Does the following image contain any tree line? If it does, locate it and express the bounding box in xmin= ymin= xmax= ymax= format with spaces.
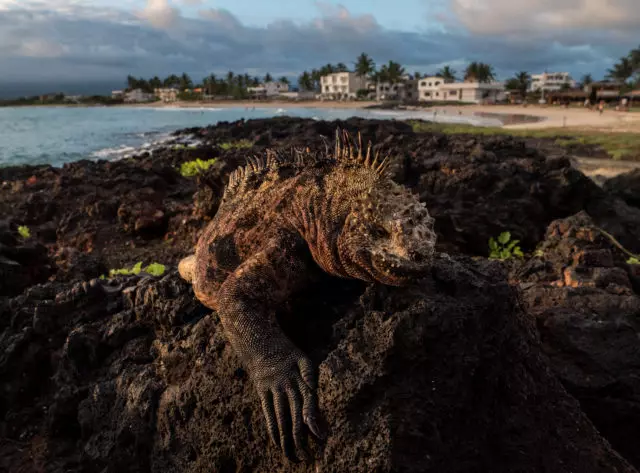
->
xmin=296 ymin=54 xmax=498 ymax=92
xmin=126 ymin=45 xmax=640 ymax=99
xmin=126 ymin=72 xmax=291 ymax=98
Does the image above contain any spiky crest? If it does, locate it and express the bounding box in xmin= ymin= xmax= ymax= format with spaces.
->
xmin=222 ymin=128 xmax=392 ymax=201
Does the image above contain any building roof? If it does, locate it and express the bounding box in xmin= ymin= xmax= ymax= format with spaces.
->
xmin=440 ymin=82 xmax=504 ymax=90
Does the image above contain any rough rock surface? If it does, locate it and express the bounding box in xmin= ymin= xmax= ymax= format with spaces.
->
xmin=513 ymin=211 xmax=640 ymax=467
xmin=2 ymin=117 xmax=640 ymax=471
xmin=0 ymin=220 xmax=53 ymax=297
xmin=603 ymin=169 xmax=640 ymax=208
xmin=1 ymin=255 xmax=636 ymax=473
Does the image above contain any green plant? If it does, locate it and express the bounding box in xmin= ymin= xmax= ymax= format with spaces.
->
xmin=627 ymin=257 xmax=640 ymax=265
xmin=103 ymin=261 xmax=166 ymax=279
xmin=219 ymin=139 xmax=253 ymax=151
xmin=144 ymin=262 xmax=166 ymax=276
xmin=179 ymin=158 xmax=217 ymax=177
xmin=17 ymin=225 xmax=31 ymax=239
xmin=489 ymin=231 xmax=524 ymax=260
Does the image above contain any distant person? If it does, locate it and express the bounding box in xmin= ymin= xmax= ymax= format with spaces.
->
xmin=598 ymin=100 xmax=605 ymax=115
xmin=621 ymin=97 xmax=628 ymax=111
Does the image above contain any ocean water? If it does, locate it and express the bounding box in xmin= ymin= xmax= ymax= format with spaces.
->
xmin=0 ymin=106 xmax=506 ymax=168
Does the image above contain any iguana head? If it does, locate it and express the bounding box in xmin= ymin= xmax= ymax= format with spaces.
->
xmin=339 ymin=179 xmax=437 ymax=286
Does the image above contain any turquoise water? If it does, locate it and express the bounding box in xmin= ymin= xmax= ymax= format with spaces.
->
xmin=0 ymin=106 xmax=505 ymax=168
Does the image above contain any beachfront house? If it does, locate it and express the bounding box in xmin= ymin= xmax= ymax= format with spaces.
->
xmin=111 ymin=90 xmax=124 ymax=99
xmin=247 ymin=81 xmax=289 ymax=99
xmin=439 ymin=82 xmax=506 ymax=104
xmin=155 ymin=87 xmax=179 ymax=102
xmin=371 ymin=75 xmax=419 ymax=102
xmin=529 ymin=72 xmax=577 ymax=92
xmin=320 ymin=72 xmax=368 ymax=100
xmin=417 ymin=76 xmax=450 ymax=102
xmin=124 ymin=89 xmax=155 ymax=103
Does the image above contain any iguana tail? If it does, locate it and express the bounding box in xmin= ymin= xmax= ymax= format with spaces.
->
xmin=178 ymin=255 xmax=196 ymax=283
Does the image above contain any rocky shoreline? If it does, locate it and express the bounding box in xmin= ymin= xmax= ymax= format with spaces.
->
xmin=1 ymin=117 xmax=640 ymax=472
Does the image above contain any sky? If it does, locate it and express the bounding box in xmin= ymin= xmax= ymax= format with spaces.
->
xmin=0 ymin=0 xmax=638 ymax=96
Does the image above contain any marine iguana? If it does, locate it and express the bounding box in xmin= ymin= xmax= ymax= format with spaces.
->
xmin=178 ymin=129 xmax=437 ymax=461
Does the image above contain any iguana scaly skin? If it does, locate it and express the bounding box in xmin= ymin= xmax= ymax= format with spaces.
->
xmin=178 ymin=129 xmax=437 ymax=461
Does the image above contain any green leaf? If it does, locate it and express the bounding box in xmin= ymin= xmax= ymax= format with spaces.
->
xmin=489 ymin=238 xmax=498 ymax=251
xmin=131 ymin=262 xmax=143 ymax=275
xmin=513 ymin=248 xmax=524 ymax=258
xmin=627 ymin=256 xmax=640 ymax=265
xmin=17 ymin=225 xmax=31 ymax=239
xmin=144 ymin=263 xmax=166 ymax=276
xmin=498 ymin=232 xmax=511 ymax=245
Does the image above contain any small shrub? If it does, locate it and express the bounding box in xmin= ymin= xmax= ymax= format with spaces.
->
xmin=17 ymin=225 xmax=31 ymax=239
xmin=489 ymin=231 xmax=524 ymax=260
xmin=219 ymin=140 xmax=253 ymax=151
xmin=179 ymin=158 xmax=217 ymax=177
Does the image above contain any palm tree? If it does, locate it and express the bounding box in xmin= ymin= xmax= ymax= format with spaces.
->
xmin=278 ymin=76 xmax=290 ymax=85
xmin=264 ymin=72 xmax=273 ymax=83
xmin=335 ymin=62 xmax=348 ymax=72
xmin=298 ymin=71 xmax=314 ymax=91
xmin=437 ymin=66 xmax=457 ymax=83
xmin=505 ymin=71 xmax=530 ymax=102
xmin=464 ymin=62 xmax=495 ymax=83
xmin=311 ymin=69 xmax=322 ymax=91
xmin=413 ymin=71 xmax=422 ymax=80
xmin=179 ymin=73 xmax=193 ymax=91
xmin=628 ymin=46 xmax=640 ymax=72
xmin=386 ymin=61 xmax=405 ymax=83
xmin=226 ymin=71 xmax=235 ymax=85
xmin=607 ymin=57 xmax=634 ymax=83
xmin=354 ymin=53 xmax=376 ymax=79
xmin=581 ymin=74 xmax=593 ymax=88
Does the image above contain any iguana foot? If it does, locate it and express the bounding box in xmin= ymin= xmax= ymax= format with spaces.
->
xmin=253 ymin=351 xmax=325 ymax=462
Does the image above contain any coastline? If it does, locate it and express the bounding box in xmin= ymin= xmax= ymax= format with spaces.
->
xmin=125 ymin=100 xmax=640 ymax=132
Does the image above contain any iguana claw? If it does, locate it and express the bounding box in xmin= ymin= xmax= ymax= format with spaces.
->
xmin=255 ymin=353 xmax=324 ymax=462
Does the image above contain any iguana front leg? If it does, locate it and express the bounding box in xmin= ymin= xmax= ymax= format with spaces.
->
xmin=213 ymin=233 xmax=325 ymax=460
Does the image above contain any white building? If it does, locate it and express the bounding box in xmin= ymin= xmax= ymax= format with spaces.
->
xmin=247 ymin=81 xmax=289 ymax=98
xmin=320 ymin=72 xmax=368 ymax=100
xmin=439 ymin=82 xmax=506 ymax=103
xmin=417 ymin=76 xmax=450 ymax=102
xmin=124 ymin=89 xmax=155 ymax=103
xmin=373 ymin=78 xmax=419 ymax=101
xmin=529 ymin=72 xmax=576 ymax=92
xmin=154 ymin=87 xmax=179 ymax=102
xmin=111 ymin=90 xmax=124 ymax=99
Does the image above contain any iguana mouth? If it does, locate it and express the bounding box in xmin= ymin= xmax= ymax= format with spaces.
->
xmin=370 ymin=251 xmax=430 ymax=283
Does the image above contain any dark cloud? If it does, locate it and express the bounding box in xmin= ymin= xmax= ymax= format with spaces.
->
xmin=0 ymin=0 xmax=636 ymax=94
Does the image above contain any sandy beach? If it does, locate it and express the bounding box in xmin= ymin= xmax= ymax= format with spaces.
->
xmin=129 ymin=99 xmax=640 ymax=132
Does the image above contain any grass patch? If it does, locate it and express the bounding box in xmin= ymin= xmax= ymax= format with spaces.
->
xmin=17 ymin=225 xmax=31 ymax=239
xmin=179 ymin=158 xmax=217 ymax=177
xmin=172 ymin=144 xmax=198 ymax=150
xmin=409 ymin=120 xmax=640 ymax=161
xmin=101 ymin=261 xmax=166 ymax=279
xmin=219 ymin=139 xmax=253 ymax=151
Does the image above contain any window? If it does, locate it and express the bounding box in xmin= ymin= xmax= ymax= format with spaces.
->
xmin=435 ymin=81 xmax=440 ymax=86
xmin=424 ymin=92 xmax=431 ymax=97
xmin=449 ymin=90 xmax=457 ymax=96
xmin=436 ymin=92 xmax=439 ymax=96
xmin=420 ymin=81 xmax=426 ymax=87
xmin=428 ymin=82 xmax=432 ymax=86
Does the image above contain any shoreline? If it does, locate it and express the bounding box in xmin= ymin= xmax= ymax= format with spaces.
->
xmin=4 ymin=99 xmax=640 ymax=133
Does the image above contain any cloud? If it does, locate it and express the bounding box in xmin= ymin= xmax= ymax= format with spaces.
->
xmin=449 ymin=0 xmax=640 ymax=37
xmin=0 ymin=0 xmax=636 ymax=93
xmin=138 ymin=0 xmax=180 ymax=29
